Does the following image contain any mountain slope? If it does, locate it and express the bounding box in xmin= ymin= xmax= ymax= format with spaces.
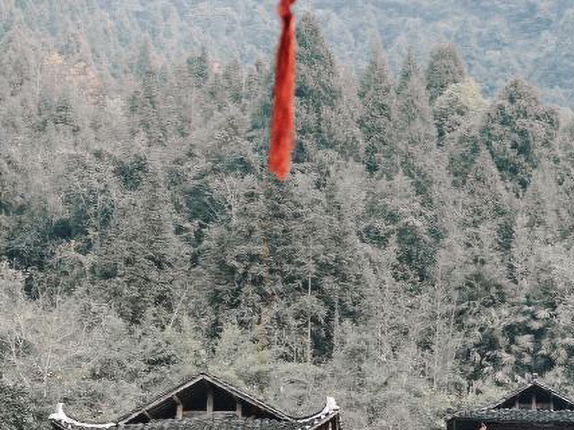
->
xmin=1 ymin=0 xmax=573 ymax=105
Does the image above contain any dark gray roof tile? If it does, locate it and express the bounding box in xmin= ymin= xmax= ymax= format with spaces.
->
xmin=452 ymin=408 xmax=574 ymax=423
xmin=123 ymin=417 xmax=303 ymax=429
xmin=51 ymin=417 xmax=318 ymax=430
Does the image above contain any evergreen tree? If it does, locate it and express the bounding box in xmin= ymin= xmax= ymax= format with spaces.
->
xmin=3 ymin=8 xmax=574 ymax=429
xmin=358 ymin=43 xmax=396 ymax=176
xmin=187 ymin=48 xmax=210 ymax=88
xmin=433 ymin=79 xmax=486 ymax=146
xmin=129 ymin=43 xmax=168 ymax=146
xmin=396 ymin=48 xmax=436 ymax=148
xmin=295 ymin=13 xmax=343 ymax=162
xmin=89 ymin=154 xmax=187 ymax=324
xmin=394 ymin=49 xmax=437 ymax=204
xmin=426 ymin=43 xmax=466 ymax=104
xmin=481 ymin=79 xmax=559 ymax=194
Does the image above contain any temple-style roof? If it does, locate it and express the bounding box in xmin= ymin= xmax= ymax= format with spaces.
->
xmin=481 ymin=381 xmax=574 ymax=411
xmin=50 ymin=407 xmax=339 ymax=430
xmin=447 ymin=380 xmax=574 ymax=430
xmin=49 ymin=373 xmax=340 ymax=430
xmin=50 ymin=417 xmax=304 ymax=430
xmin=117 ymin=373 xmax=293 ymax=424
xmin=450 ymin=408 xmax=574 ymax=424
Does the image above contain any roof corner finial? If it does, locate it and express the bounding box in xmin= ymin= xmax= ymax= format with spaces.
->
xmin=324 ymin=397 xmax=339 ymax=413
xmin=48 ymin=403 xmax=67 ymax=421
xmin=48 ymin=402 xmax=116 ymax=428
xmin=532 ymin=372 xmax=539 ymax=381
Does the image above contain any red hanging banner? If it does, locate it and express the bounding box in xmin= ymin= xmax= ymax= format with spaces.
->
xmin=269 ymin=0 xmax=297 ymax=180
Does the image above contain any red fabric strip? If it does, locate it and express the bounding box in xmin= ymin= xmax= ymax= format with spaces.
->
xmin=269 ymin=0 xmax=296 ymax=180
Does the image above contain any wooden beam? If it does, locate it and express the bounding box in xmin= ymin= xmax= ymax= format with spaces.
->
xmin=143 ymin=410 xmax=153 ymax=421
xmin=532 ymin=390 xmax=537 ymax=410
xmin=118 ymin=374 xmax=205 ymax=425
xmin=173 ymin=395 xmax=183 ymax=420
xmin=236 ymin=399 xmax=243 ymax=417
xmin=207 ymin=383 xmax=214 ymax=416
xmin=551 ymin=393 xmax=554 ymax=411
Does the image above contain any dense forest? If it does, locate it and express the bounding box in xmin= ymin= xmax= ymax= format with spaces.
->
xmin=3 ymin=1 xmax=574 ymax=430
xmin=2 ymin=0 xmax=574 ymax=105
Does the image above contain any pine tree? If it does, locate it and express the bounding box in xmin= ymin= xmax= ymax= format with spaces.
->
xmin=294 ymin=14 xmax=347 ymax=163
xmin=395 ymin=48 xmax=441 ymax=213
xmin=433 ymin=79 xmax=486 ymax=146
xmin=296 ymin=14 xmax=340 ymax=113
xmin=187 ymin=47 xmax=210 ymax=88
xmin=396 ymin=48 xmax=435 ymax=148
xmin=89 ymin=156 xmax=187 ymax=325
xmin=129 ymin=43 xmax=168 ymax=146
xmin=358 ymin=43 xmax=396 ymax=176
xmin=481 ymin=79 xmax=559 ymax=194
xmin=426 ymin=43 xmax=466 ymax=104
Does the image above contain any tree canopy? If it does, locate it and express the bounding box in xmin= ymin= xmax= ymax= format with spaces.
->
xmin=1 ymin=6 xmax=574 ymax=430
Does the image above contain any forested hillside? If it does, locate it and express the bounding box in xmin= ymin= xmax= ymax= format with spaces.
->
xmin=2 ymin=0 xmax=574 ymax=105
xmin=3 ymin=3 xmax=574 ymax=430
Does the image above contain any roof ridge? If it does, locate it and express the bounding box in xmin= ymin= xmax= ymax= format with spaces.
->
xmin=477 ymin=381 xmax=574 ymax=411
xmin=116 ymin=372 xmax=293 ymax=424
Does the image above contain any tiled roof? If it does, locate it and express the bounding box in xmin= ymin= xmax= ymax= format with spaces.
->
xmin=51 ymin=417 xmax=303 ymax=430
xmin=118 ymin=374 xmax=293 ymax=424
xmin=48 ymin=372 xmax=341 ymax=430
xmin=482 ymin=381 xmax=574 ymax=410
xmin=451 ymin=408 xmax=574 ymax=424
xmin=50 ymin=413 xmax=339 ymax=430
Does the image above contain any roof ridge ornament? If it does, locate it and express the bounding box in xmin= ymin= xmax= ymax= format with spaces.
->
xmin=323 ymin=397 xmax=340 ymax=414
xmin=49 ymin=403 xmax=116 ymax=429
xmin=297 ymin=397 xmax=340 ymax=423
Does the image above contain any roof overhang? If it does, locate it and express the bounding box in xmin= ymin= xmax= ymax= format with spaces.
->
xmin=118 ymin=373 xmax=292 ymax=424
xmin=483 ymin=382 xmax=574 ymax=411
xmin=48 ymin=373 xmax=341 ymax=430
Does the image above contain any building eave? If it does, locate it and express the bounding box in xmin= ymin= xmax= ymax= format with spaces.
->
xmin=117 ymin=373 xmax=293 ymax=424
xmin=48 ymin=373 xmax=341 ymax=430
xmin=481 ymin=381 xmax=574 ymax=411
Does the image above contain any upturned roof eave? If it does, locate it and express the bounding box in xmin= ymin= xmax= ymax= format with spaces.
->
xmin=49 ymin=411 xmax=341 ymax=430
xmin=49 ymin=372 xmax=340 ymax=429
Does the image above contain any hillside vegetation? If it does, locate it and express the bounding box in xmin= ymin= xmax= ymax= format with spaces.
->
xmin=2 ymin=0 xmax=574 ymax=104
xmin=2 ymin=3 xmax=574 ymax=430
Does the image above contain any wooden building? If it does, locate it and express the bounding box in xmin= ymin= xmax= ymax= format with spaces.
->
xmin=447 ymin=380 xmax=574 ymax=430
xmin=48 ymin=373 xmax=341 ymax=430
